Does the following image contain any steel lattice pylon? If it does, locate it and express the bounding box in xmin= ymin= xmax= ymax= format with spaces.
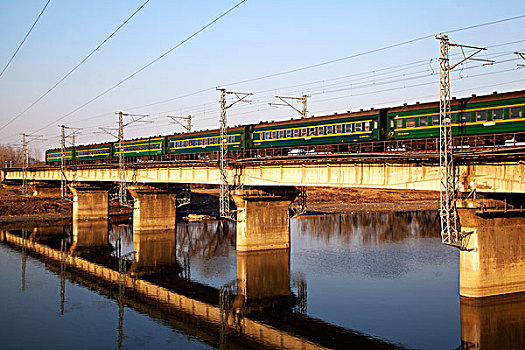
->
xmin=217 ymin=88 xmax=252 ymax=220
xmin=437 ymin=35 xmax=460 ymax=246
xmin=218 ymin=89 xmax=230 ymax=219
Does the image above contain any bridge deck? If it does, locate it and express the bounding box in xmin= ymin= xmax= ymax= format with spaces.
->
xmin=2 ymin=149 xmax=524 ymax=193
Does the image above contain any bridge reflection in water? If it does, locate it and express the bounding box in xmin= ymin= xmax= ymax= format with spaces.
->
xmin=1 ymin=211 xmax=523 ymax=349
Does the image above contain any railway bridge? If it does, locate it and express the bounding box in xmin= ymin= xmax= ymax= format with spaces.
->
xmin=1 ymin=148 xmax=525 ymax=298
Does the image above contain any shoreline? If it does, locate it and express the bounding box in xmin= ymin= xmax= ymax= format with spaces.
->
xmin=0 ymin=187 xmax=440 ymax=223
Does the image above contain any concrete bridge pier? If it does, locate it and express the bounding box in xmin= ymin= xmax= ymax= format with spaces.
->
xmin=68 ymin=184 xmax=109 ymax=220
xmin=31 ymin=181 xmax=61 ymax=197
xmin=457 ymin=200 xmax=525 ymax=298
xmin=127 ymin=185 xmax=181 ymax=232
xmin=231 ymin=186 xmax=298 ymax=252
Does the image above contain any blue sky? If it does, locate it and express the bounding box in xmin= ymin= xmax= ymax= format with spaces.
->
xmin=1 ymin=0 xmax=525 ymax=152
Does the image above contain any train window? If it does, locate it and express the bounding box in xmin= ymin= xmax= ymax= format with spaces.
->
xmin=263 ymin=132 xmax=269 ymax=140
xmin=197 ymin=139 xmax=202 ymax=146
xmin=318 ymin=126 xmax=325 ymax=135
xmin=279 ymin=130 xmax=285 ymax=139
xmin=293 ymin=129 xmax=300 ymax=137
xmin=308 ymin=127 xmax=316 ymax=136
xmin=364 ymin=122 xmax=370 ymax=131
xmin=258 ymin=133 xmax=264 ymax=141
xmin=374 ymin=120 xmax=378 ymax=129
xmin=355 ymin=123 xmax=362 ymax=132
xmin=271 ymin=131 xmax=277 ymax=139
xmin=326 ymin=125 xmax=334 ymax=134
xmin=335 ymin=124 xmax=343 ymax=134
xmin=493 ymin=108 xmax=504 ymax=120
xmin=432 ymin=116 xmax=440 ymax=126
xmin=203 ymin=139 xmax=208 ymax=145
xmin=406 ymin=118 xmax=415 ymax=128
xmin=396 ymin=119 xmax=403 ymax=129
xmin=345 ymin=123 xmax=353 ymax=133
xmin=510 ymin=106 xmax=522 ymax=119
xmin=390 ymin=118 xmax=395 ymax=128
xmin=476 ymin=110 xmax=487 ymax=122
xmin=301 ymin=128 xmax=307 ymax=136
xmin=286 ymin=129 xmax=292 ymax=138
xmin=420 ymin=117 xmax=428 ymax=127
xmin=461 ymin=112 xmax=470 ymax=123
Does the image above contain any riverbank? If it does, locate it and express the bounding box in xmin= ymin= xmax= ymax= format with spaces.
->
xmin=0 ymin=185 xmax=439 ymax=222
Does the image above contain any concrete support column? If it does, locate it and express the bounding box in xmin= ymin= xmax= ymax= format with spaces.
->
xmin=127 ymin=185 xmax=181 ymax=232
xmin=458 ymin=206 xmax=525 ymax=298
xmin=232 ymin=187 xmax=298 ymax=252
xmin=68 ymin=184 xmax=108 ymax=220
xmin=31 ymin=182 xmax=61 ymax=197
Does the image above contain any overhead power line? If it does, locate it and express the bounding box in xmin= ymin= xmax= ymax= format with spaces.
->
xmin=31 ymin=0 xmax=247 ymax=135
xmin=0 ymin=0 xmax=52 ymax=79
xmin=122 ymin=16 xmax=525 ymax=113
xmin=0 ymin=0 xmax=151 ymax=132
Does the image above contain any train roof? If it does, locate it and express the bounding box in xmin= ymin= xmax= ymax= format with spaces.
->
xmin=253 ymin=108 xmax=382 ymax=129
xmin=388 ymin=89 xmax=525 ymax=114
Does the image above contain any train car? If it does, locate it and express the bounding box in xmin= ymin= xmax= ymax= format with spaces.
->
xmin=75 ymin=142 xmax=113 ymax=162
xmin=389 ymin=90 xmax=525 ymax=141
xmin=45 ymin=147 xmax=74 ymax=164
xmin=113 ymin=136 xmax=166 ymax=160
xmin=166 ymin=126 xmax=249 ymax=157
xmin=250 ymin=109 xmax=387 ymax=150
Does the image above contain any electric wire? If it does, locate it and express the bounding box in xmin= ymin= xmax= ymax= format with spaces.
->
xmin=0 ymin=0 xmax=52 ymax=79
xmin=8 ymin=13 xmax=525 ymax=144
xmin=30 ymin=0 xmax=247 ymax=135
xmin=0 ymin=0 xmax=151 ymax=132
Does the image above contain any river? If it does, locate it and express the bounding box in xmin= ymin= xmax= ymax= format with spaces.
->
xmin=1 ymin=211 xmax=523 ymax=349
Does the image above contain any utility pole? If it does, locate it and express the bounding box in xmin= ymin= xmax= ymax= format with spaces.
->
xmin=436 ymin=34 xmax=492 ymax=249
xmin=167 ymin=115 xmax=192 ymax=132
xmin=515 ymin=52 xmax=525 ymax=67
xmin=99 ymin=112 xmax=150 ymax=206
xmin=59 ymin=125 xmax=82 ymax=199
xmin=217 ymin=88 xmax=252 ymax=219
xmin=20 ymin=133 xmax=46 ymax=195
xmin=269 ymin=94 xmax=309 ymax=118
xmin=22 ymin=133 xmax=28 ymax=195
xmin=269 ymin=94 xmax=310 ymax=214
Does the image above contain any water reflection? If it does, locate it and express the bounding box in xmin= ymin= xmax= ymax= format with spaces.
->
xmin=460 ymin=293 xmax=525 ymax=349
xmin=7 ymin=211 xmax=524 ymax=348
xmin=70 ymin=219 xmax=109 ymax=252
xmin=295 ymin=211 xmax=440 ymax=245
xmin=129 ymin=230 xmax=180 ymax=276
xmin=233 ymin=249 xmax=296 ymax=314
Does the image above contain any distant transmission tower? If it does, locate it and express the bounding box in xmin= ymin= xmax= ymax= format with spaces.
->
xmin=20 ymin=133 xmax=46 ymax=195
xmin=99 ymin=112 xmax=150 ymax=206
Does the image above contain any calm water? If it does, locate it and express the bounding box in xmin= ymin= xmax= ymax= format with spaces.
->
xmin=1 ymin=211 xmax=523 ymax=349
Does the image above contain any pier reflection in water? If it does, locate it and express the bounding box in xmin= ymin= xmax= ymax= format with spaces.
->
xmin=1 ymin=211 xmax=524 ymax=349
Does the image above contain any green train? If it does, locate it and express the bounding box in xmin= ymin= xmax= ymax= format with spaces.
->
xmin=46 ymin=89 xmax=525 ymax=164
